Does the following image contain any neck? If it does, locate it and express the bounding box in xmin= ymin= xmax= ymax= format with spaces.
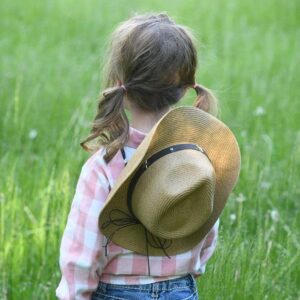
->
xmin=129 ymin=106 xmax=172 ymax=134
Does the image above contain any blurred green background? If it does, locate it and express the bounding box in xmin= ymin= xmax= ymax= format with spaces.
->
xmin=0 ymin=0 xmax=299 ymax=299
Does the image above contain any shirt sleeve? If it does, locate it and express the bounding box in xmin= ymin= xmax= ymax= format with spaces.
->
xmin=56 ymin=150 xmax=110 ymax=300
xmin=198 ymin=218 xmax=220 ymax=275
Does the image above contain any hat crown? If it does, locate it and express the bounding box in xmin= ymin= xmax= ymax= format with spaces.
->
xmin=131 ymin=147 xmax=216 ymax=239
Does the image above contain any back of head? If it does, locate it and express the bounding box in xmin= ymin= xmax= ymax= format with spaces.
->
xmin=104 ymin=13 xmax=197 ymax=110
xmin=81 ymin=12 xmax=218 ymax=163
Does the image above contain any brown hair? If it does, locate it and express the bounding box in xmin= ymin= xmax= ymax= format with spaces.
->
xmin=81 ymin=12 xmax=218 ymax=163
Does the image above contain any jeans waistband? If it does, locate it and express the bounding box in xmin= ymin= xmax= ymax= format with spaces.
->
xmin=98 ymin=274 xmax=196 ymax=292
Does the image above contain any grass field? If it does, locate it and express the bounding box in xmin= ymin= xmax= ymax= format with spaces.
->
xmin=1 ymin=0 xmax=299 ymax=299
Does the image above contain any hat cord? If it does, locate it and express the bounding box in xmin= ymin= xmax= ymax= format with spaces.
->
xmin=101 ymin=208 xmax=172 ymax=276
xmin=102 ymin=208 xmax=140 ymax=256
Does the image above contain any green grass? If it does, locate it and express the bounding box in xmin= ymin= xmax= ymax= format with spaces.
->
xmin=1 ymin=0 xmax=299 ymax=299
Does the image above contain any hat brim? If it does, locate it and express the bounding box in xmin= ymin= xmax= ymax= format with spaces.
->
xmin=99 ymin=106 xmax=241 ymax=256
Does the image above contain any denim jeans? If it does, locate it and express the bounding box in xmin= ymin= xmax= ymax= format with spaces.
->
xmin=91 ymin=274 xmax=199 ymax=300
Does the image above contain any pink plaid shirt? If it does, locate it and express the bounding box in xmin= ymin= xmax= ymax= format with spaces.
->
xmin=56 ymin=126 xmax=219 ymax=300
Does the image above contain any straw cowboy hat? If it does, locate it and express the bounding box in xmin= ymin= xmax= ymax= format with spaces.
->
xmin=99 ymin=105 xmax=241 ymax=256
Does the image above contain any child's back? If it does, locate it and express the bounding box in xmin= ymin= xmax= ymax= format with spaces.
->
xmin=56 ymin=12 xmax=240 ymax=300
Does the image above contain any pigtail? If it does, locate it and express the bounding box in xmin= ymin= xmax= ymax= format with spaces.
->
xmin=192 ymin=83 xmax=219 ymax=118
xmin=80 ymin=85 xmax=129 ymax=164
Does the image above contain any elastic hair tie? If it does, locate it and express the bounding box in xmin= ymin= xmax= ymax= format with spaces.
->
xmin=117 ymin=80 xmax=127 ymax=93
xmin=120 ymin=84 xmax=127 ymax=92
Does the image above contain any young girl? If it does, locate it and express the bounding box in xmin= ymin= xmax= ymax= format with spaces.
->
xmin=56 ymin=12 xmax=220 ymax=300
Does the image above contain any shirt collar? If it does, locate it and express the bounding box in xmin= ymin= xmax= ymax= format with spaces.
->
xmin=126 ymin=126 xmax=147 ymax=149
